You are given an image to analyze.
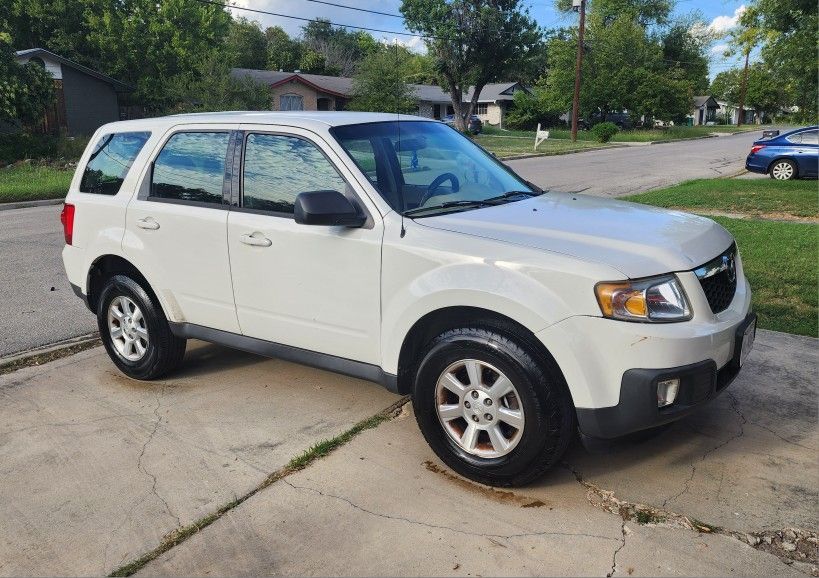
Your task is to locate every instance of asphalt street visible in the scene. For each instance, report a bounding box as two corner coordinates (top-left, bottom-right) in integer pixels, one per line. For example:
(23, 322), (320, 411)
(0, 130), (766, 357)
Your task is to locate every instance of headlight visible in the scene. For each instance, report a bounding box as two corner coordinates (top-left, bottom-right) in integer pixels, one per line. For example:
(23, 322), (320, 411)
(595, 275), (691, 322)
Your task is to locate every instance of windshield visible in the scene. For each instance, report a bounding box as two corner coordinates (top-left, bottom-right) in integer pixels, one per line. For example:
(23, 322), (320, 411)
(330, 121), (536, 217)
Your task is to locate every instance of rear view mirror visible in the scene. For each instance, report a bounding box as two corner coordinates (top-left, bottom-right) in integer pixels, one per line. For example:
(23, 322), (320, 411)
(294, 190), (366, 227)
(394, 137), (427, 152)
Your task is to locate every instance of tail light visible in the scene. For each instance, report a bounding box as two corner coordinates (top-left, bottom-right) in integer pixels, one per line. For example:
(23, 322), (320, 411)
(60, 203), (75, 245)
(749, 145), (766, 155)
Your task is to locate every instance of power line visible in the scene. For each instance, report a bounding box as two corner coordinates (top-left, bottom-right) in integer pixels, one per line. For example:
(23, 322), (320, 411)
(302, 0), (404, 19)
(195, 0), (432, 38)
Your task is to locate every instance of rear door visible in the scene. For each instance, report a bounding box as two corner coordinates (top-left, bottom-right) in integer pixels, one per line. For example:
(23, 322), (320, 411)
(792, 129), (818, 177)
(124, 125), (241, 333)
(226, 125), (383, 364)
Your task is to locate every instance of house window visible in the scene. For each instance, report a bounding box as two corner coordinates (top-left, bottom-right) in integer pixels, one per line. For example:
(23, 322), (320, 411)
(476, 103), (488, 116)
(280, 94), (304, 111)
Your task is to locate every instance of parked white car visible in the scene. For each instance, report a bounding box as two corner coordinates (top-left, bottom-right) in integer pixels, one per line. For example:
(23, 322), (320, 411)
(62, 112), (755, 486)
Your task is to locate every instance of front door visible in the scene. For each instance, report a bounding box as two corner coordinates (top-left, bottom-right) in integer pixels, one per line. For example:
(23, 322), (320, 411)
(125, 126), (240, 333)
(226, 126), (383, 364)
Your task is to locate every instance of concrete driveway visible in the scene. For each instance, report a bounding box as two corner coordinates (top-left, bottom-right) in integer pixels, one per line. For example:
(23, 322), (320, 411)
(0, 130), (767, 357)
(2, 329), (816, 577)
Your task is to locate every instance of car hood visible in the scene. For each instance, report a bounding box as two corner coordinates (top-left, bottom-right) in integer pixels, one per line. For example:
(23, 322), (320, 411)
(416, 193), (734, 279)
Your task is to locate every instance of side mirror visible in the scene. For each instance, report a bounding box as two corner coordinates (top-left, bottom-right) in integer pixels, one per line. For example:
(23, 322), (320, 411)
(294, 190), (366, 227)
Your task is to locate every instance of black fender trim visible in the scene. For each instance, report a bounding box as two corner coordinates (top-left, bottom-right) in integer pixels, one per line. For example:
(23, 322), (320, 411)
(168, 322), (400, 393)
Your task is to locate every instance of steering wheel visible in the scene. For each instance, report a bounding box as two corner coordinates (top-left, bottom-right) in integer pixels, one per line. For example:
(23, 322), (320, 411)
(418, 173), (461, 206)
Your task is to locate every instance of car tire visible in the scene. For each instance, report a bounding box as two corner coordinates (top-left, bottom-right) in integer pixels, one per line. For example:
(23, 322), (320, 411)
(769, 159), (797, 180)
(97, 274), (186, 380)
(412, 327), (576, 487)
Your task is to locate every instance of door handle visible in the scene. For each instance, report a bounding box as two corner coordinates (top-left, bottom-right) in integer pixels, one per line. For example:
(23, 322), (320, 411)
(136, 217), (160, 230)
(240, 233), (272, 247)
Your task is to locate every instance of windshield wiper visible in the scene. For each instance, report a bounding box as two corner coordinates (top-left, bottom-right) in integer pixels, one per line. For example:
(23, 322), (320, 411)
(482, 190), (542, 204)
(403, 199), (493, 217)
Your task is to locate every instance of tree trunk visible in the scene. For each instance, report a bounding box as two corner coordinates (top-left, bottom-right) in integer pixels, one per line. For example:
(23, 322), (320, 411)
(449, 82), (467, 132)
(737, 50), (750, 127)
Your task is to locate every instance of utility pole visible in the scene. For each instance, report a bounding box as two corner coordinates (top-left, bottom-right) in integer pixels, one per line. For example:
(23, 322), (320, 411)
(737, 49), (750, 126)
(570, 0), (586, 142)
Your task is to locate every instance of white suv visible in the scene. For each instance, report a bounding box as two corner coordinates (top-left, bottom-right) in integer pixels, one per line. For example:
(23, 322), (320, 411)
(62, 112), (755, 486)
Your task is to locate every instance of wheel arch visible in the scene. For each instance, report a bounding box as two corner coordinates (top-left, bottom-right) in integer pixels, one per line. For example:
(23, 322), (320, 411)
(767, 155), (799, 176)
(86, 254), (166, 317)
(393, 306), (573, 405)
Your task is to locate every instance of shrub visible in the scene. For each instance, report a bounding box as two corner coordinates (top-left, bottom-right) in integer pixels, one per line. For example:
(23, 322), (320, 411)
(0, 133), (89, 166)
(591, 121), (619, 143)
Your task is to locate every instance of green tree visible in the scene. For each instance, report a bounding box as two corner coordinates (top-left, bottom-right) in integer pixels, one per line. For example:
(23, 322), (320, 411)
(5, 0), (97, 65)
(0, 39), (55, 126)
(164, 53), (270, 114)
(265, 26), (302, 71)
(83, 0), (231, 111)
(226, 18), (267, 69)
(555, 0), (671, 26)
(739, 0), (817, 120)
(662, 18), (710, 94)
(347, 48), (417, 114)
(401, 0), (541, 131)
(710, 64), (785, 121)
(301, 19), (378, 77)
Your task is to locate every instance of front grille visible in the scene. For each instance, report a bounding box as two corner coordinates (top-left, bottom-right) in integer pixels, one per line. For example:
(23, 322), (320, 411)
(695, 244), (738, 314)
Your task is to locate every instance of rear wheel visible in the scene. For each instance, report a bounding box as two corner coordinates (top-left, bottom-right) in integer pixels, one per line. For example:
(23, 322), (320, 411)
(770, 159), (797, 180)
(97, 274), (186, 380)
(412, 327), (575, 487)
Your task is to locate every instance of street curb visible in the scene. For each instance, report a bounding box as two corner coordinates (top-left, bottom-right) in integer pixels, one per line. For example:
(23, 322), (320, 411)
(0, 198), (64, 211)
(0, 333), (100, 375)
(501, 143), (628, 161)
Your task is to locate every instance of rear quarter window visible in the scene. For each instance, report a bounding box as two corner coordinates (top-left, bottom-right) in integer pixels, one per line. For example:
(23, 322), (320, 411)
(79, 132), (151, 195)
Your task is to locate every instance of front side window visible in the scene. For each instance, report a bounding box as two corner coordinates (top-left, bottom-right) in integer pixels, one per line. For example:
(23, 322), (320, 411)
(151, 132), (230, 205)
(80, 131), (151, 194)
(331, 121), (534, 216)
(280, 94), (304, 111)
(242, 133), (347, 214)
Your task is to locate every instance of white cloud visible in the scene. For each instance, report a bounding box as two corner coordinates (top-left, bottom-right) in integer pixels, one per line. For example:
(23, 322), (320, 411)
(708, 5), (746, 34)
(710, 43), (729, 55)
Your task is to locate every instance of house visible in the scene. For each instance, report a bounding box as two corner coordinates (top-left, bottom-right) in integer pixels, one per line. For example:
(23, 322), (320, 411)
(14, 48), (132, 136)
(716, 100), (758, 125)
(690, 95), (719, 126)
(230, 68), (526, 128)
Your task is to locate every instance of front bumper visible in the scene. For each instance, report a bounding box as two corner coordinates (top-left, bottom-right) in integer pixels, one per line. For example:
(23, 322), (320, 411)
(575, 313), (756, 439)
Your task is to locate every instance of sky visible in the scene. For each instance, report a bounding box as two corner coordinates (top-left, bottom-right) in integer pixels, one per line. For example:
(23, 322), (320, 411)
(228, 0), (752, 80)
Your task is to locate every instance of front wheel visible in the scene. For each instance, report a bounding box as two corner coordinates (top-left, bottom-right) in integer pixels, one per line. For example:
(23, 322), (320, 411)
(770, 159), (797, 180)
(412, 327), (576, 487)
(97, 274), (186, 380)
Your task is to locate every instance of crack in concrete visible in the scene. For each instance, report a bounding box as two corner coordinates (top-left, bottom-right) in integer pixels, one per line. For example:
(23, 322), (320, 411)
(563, 462), (819, 574)
(662, 391), (747, 508)
(136, 386), (181, 529)
(281, 478), (620, 543)
(607, 521), (628, 577)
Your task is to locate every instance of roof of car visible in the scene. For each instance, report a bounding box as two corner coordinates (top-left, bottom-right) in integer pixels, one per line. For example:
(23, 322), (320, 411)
(97, 111), (434, 133)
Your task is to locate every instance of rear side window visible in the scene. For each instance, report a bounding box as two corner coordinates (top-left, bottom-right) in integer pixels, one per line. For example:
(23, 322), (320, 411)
(151, 132), (230, 205)
(242, 133), (346, 214)
(799, 130), (818, 145)
(79, 132), (151, 194)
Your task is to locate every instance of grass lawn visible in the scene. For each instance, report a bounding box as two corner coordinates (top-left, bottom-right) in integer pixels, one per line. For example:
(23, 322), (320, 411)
(0, 164), (72, 203)
(482, 124), (756, 143)
(627, 178), (818, 337)
(626, 178), (819, 220)
(474, 134), (608, 158)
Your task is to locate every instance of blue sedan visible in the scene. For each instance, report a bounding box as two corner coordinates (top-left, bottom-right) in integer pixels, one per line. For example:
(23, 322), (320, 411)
(746, 126), (818, 180)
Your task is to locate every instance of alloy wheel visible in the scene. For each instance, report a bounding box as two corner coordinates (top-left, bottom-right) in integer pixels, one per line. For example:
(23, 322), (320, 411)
(435, 359), (525, 458)
(107, 296), (149, 362)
